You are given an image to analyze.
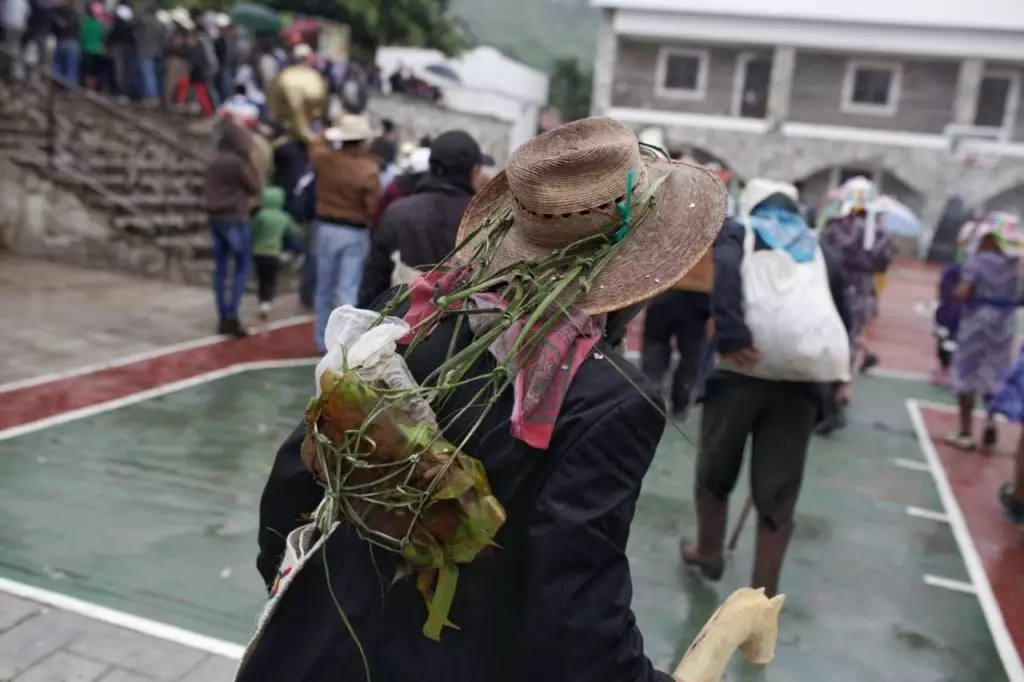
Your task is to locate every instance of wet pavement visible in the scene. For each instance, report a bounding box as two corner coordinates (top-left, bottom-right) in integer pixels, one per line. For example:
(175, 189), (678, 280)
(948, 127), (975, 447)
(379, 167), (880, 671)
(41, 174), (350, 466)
(0, 255), (308, 386)
(0, 257), (1020, 681)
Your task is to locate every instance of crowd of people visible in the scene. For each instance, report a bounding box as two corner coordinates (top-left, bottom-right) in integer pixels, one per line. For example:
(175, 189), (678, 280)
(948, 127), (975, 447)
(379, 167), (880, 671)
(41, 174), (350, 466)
(1, 0), (436, 118)
(203, 108), (495, 344)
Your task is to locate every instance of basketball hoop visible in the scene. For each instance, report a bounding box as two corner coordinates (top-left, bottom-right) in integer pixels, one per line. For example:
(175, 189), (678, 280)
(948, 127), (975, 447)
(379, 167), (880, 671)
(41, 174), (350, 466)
(945, 124), (1002, 170)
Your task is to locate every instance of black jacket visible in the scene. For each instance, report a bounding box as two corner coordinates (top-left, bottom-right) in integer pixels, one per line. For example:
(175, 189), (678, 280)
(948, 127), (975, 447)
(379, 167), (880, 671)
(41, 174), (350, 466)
(245, 299), (673, 682)
(358, 176), (475, 307)
(271, 139), (311, 219)
(706, 219), (852, 408)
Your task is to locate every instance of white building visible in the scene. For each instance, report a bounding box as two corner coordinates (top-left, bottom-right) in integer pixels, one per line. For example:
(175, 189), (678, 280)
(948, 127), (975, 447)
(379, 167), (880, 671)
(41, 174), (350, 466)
(377, 46), (550, 158)
(590, 0), (1024, 244)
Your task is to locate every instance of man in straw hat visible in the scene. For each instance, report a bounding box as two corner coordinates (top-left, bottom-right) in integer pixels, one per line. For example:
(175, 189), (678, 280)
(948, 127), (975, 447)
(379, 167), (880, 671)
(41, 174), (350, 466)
(310, 113), (380, 352)
(245, 118), (725, 682)
(680, 179), (852, 598)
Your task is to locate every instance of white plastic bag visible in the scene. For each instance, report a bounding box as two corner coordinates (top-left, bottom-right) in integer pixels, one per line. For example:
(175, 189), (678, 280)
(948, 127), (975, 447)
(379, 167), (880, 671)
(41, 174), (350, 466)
(315, 305), (438, 428)
(726, 225), (851, 382)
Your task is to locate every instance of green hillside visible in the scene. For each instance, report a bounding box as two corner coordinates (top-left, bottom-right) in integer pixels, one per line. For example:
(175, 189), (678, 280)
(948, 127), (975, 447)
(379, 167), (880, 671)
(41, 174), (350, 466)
(450, 0), (599, 72)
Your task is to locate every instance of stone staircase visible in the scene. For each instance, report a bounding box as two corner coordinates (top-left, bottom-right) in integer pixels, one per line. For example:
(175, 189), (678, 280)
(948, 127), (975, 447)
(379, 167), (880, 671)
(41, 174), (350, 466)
(0, 48), (515, 287)
(0, 51), (217, 283)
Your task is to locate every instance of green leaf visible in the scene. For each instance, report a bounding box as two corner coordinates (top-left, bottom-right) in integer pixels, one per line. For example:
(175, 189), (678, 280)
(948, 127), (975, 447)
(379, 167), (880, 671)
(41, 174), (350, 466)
(422, 565), (459, 641)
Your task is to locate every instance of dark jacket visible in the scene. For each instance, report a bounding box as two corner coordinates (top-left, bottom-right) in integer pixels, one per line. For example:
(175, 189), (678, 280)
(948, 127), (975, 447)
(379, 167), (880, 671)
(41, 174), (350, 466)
(358, 176), (474, 307)
(50, 4), (78, 41)
(706, 219), (852, 409)
(270, 139), (310, 219)
(244, 297), (673, 682)
(131, 11), (164, 60)
(372, 171), (426, 229)
(204, 122), (260, 221)
(107, 5), (133, 46)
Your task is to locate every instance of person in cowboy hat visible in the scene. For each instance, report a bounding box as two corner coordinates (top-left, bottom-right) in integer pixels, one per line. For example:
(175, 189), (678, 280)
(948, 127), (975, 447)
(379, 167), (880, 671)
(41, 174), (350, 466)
(309, 113), (381, 353)
(246, 118), (726, 682)
(680, 179), (851, 598)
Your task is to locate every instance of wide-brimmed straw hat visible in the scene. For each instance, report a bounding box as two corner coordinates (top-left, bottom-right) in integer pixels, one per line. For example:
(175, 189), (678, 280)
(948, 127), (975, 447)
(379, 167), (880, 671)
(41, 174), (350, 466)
(324, 114), (374, 143)
(455, 117), (727, 315)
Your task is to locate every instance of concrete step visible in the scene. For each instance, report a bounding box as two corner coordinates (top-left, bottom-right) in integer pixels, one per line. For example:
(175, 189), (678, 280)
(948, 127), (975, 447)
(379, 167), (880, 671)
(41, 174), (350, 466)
(113, 212), (206, 233)
(85, 193), (204, 211)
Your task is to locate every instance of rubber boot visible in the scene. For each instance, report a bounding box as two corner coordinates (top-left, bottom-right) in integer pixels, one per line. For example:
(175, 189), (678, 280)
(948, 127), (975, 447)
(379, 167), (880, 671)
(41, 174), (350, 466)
(680, 487), (728, 580)
(751, 519), (794, 598)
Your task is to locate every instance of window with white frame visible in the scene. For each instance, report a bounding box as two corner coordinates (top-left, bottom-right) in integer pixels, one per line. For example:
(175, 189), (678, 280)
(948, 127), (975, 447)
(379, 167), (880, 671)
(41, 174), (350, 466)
(655, 48), (709, 100)
(841, 61), (902, 115)
(974, 70), (1020, 129)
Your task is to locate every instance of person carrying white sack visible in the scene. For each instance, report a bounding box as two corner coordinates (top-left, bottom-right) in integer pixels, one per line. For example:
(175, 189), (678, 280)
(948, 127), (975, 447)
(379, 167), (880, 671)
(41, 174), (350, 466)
(681, 179), (852, 598)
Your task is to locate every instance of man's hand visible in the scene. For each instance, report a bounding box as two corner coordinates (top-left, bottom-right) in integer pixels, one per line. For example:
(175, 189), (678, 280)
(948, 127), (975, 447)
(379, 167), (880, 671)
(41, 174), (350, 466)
(720, 346), (760, 369)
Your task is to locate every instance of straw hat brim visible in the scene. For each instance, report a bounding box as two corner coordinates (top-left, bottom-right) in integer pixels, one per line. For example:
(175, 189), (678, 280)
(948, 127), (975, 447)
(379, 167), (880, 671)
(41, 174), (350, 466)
(455, 157), (727, 315)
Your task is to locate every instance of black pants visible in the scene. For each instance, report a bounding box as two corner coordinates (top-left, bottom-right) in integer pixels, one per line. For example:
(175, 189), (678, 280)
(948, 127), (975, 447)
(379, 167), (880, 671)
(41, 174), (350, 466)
(641, 290), (710, 414)
(253, 254), (281, 304)
(698, 373), (817, 528)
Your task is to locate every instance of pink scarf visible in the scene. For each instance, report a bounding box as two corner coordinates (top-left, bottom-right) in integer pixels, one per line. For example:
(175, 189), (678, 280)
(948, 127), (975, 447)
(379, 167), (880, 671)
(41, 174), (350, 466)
(400, 266), (603, 449)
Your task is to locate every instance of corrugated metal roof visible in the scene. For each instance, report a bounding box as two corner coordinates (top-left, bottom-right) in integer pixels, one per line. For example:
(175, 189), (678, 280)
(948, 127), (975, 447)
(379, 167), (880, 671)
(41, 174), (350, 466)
(590, 0), (1024, 33)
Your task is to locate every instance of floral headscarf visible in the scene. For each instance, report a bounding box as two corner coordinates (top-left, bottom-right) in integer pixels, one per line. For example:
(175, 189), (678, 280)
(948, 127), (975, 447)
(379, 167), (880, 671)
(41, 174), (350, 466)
(975, 211), (1024, 257)
(836, 177), (881, 250)
(839, 176), (878, 217)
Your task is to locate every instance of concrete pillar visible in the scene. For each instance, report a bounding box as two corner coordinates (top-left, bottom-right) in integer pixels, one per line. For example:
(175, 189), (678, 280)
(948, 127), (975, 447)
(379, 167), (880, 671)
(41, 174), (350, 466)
(590, 9), (618, 117)
(953, 58), (985, 126)
(766, 46), (796, 123)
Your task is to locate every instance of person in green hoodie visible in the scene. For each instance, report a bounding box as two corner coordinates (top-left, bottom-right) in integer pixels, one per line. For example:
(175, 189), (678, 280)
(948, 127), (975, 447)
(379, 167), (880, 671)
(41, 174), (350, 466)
(78, 3), (106, 91)
(251, 185), (302, 319)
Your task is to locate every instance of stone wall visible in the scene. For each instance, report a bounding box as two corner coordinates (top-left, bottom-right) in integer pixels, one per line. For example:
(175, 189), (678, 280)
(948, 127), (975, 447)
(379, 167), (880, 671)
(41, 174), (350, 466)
(366, 95), (513, 163)
(0, 156), (229, 288)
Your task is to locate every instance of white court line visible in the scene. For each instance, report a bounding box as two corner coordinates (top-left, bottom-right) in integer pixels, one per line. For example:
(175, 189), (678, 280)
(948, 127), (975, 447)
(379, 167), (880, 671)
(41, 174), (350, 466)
(0, 314), (314, 394)
(906, 506), (950, 523)
(0, 358), (319, 443)
(893, 457), (931, 472)
(865, 367), (931, 382)
(924, 575), (978, 595)
(0, 576), (244, 659)
(915, 399), (1010, 423)
(907, 398), (1024, 682)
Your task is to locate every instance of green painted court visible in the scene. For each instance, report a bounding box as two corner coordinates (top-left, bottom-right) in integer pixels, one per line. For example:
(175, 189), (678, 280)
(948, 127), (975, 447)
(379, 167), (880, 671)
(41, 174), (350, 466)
(0, 360), (1008, 681)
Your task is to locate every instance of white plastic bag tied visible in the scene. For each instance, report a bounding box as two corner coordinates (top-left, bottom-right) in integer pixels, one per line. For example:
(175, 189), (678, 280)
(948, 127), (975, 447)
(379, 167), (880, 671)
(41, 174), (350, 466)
(315, 305), (439, 429)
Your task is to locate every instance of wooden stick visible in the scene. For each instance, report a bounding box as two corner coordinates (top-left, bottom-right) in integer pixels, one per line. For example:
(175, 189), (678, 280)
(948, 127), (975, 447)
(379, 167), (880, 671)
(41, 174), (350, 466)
(727, 496), (754, 551)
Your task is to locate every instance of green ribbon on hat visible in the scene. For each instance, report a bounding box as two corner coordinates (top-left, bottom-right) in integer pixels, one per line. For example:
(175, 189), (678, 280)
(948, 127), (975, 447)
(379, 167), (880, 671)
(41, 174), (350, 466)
(611, 168), (668, 244)
(612, 170), (637, 243)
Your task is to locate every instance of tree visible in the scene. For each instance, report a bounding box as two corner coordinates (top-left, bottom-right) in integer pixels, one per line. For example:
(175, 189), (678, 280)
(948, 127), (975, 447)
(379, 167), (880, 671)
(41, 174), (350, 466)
(548, 56), (592, 123)
(259, 0), (469, 62)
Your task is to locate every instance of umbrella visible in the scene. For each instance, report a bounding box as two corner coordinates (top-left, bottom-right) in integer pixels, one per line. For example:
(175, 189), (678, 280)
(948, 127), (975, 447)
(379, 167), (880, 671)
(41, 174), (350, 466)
(873, 195), (921, 238)
(423, 62), (462, 83)
(229, 2), (281, 34)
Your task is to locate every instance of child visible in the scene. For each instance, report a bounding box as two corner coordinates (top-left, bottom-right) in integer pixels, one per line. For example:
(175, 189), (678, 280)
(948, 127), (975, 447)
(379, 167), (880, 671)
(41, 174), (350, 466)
(947, 213), (1021, 451)
(251, 186), (301, 320)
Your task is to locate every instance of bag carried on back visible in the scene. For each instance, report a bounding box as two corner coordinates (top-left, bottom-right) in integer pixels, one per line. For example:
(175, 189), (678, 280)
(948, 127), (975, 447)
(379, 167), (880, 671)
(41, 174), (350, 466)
(724, 220), (851, 383)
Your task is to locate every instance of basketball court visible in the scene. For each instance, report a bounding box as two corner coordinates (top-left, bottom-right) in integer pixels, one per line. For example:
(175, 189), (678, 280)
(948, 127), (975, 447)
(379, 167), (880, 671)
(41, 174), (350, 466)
(0, 261), (1022, 681)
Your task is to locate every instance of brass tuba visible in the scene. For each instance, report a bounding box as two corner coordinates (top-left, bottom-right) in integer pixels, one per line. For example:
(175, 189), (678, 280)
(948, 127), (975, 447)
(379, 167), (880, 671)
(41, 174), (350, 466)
(267, 64), (328, 144)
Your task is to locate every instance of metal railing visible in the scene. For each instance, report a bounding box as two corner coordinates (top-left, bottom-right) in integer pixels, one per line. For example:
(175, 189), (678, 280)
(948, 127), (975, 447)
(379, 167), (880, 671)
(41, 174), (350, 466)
(0, 46), (209, 236)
